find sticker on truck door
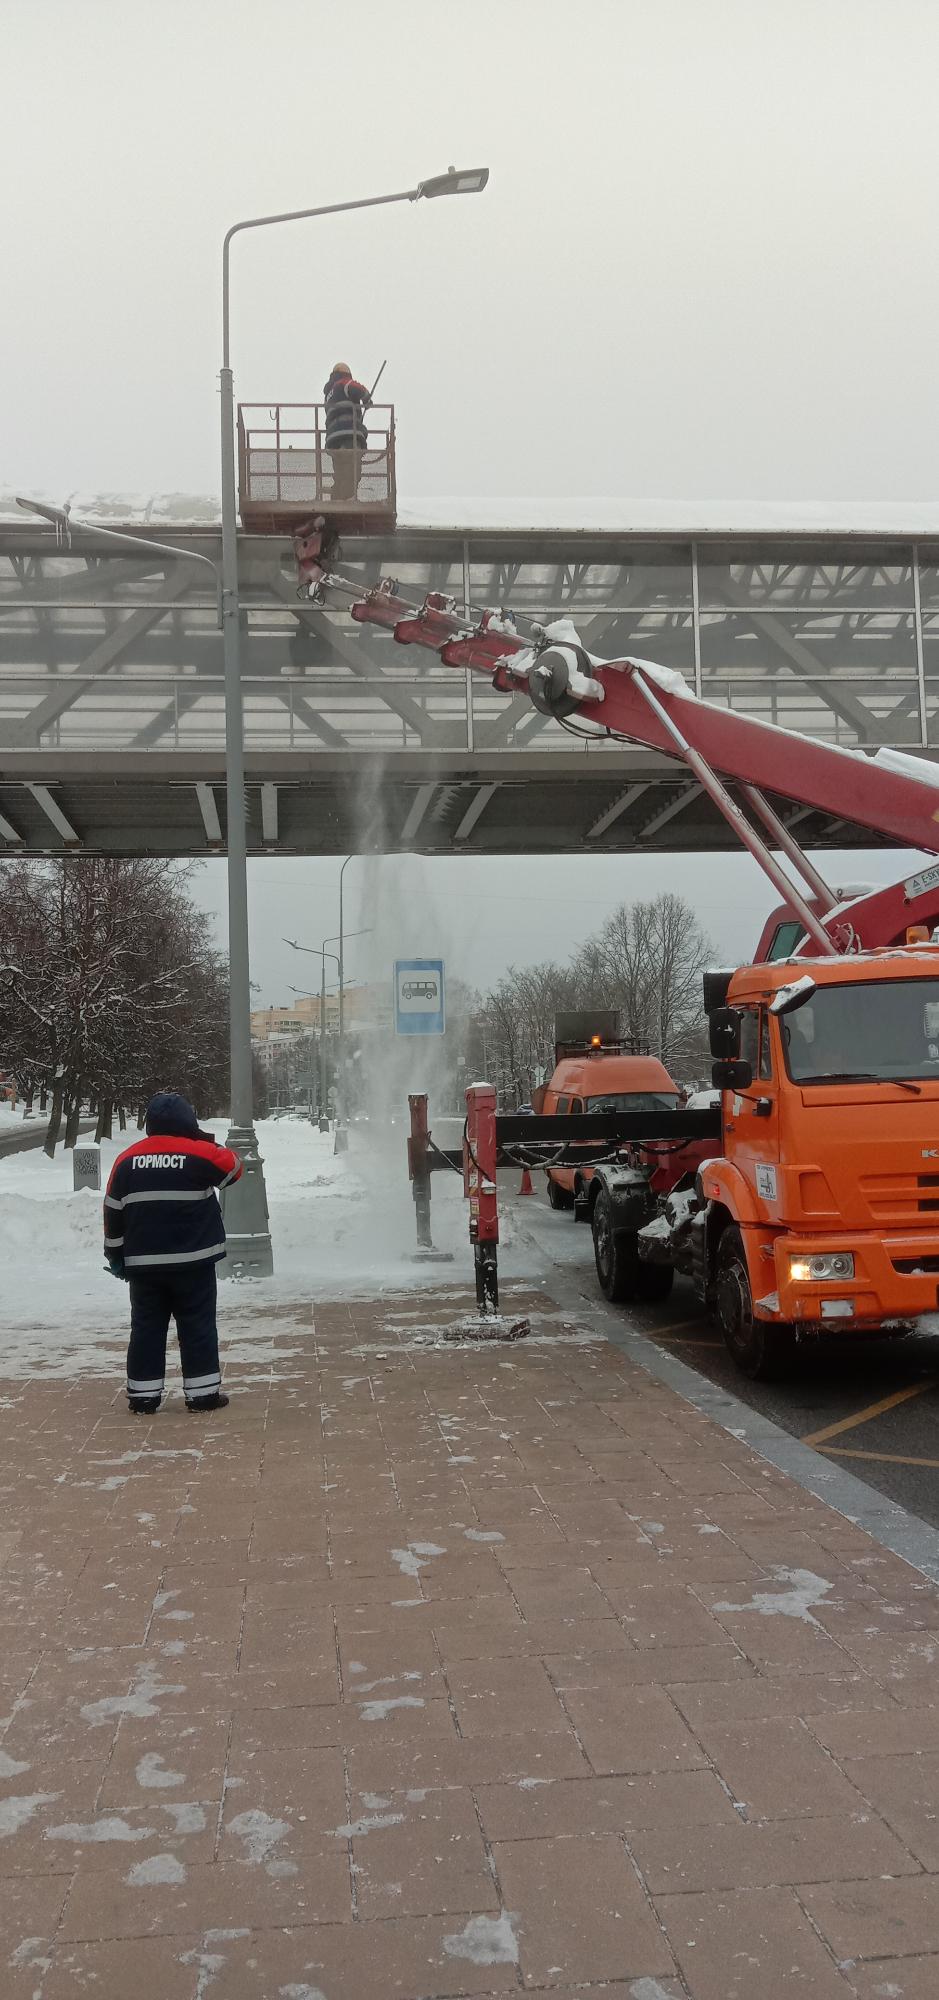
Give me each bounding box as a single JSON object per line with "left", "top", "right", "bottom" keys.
{"left": 755, "top": 1164, "right": 777, "bottom": 1200}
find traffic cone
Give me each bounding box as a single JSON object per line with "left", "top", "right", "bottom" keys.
{"left": 519, "top": 1165, "right": 534, "bottom": 1196}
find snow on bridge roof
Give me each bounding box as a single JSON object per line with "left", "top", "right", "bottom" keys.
{"left": 3, "top": 489, "right": 939, "bottom": 537}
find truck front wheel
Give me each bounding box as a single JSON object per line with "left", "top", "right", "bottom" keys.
{"left": 715, "top": 1226, "right": 792, "bottom": 1380}
{"left": 592, "top": 1189, "right": 639, "bottom": 1303}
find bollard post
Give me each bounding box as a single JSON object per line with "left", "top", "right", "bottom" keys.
{"left": 407, "top": 1093, "right": 433, "bottom": 1250}
{"left": 72, "top": 1143, "right": 102, "bottom": 1194}
{"left": 465, "top": 1082, "right": 499, "bottom": 1313}
{"left": 406, "top": 1095, "right": 454, "bottom": 1265}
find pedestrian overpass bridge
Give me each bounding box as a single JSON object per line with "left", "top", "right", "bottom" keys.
{"left": 2, "top": 498, "right": 938, "bottom": 857}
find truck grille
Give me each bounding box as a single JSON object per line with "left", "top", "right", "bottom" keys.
{"left": 857, "top": 1174, "right": 939, "bottom": 1221}
{"left": 860, "top": 1173, "right": 921, "bottom": 1222}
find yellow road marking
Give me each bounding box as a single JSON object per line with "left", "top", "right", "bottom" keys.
{"left": 645, "top": 1320, "right": 703, "bottom": 1337}
{"left": 657, "top": 1336, "right": 723, "bottom": 1349}
{"left": 803, "top": 1379, "right": 937, "bottom": 1447}
{"left": 820, "top": 1446, "right": 939, "bottom": 1469}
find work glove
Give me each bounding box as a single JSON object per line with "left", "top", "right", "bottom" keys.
{"left": 105, "top": 1256, "right": 127, "bottom": 1282}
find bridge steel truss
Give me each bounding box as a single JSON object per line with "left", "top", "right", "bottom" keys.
{"left": 1, "top": 519, "right": 938, "bottom": 857}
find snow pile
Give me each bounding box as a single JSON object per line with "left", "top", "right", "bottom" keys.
{"left": 0, "top": 1117, "right": 542, "bottom": 1371}
{"left": 0, "top": 1136, "right": 132, "bottom": 1371}
{"left": 256, "top": 1114, "right": 472, "bottom": 1291}
{"left": 0, "top": 1105, "right": 44, "bottom": 1137}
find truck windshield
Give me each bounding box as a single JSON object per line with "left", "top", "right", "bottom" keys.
{"left": 587, "top": 1092, "right": 679, "bottom": 1112}
{"left": 781, "top": 978, "right": 939, "bottom": 1084}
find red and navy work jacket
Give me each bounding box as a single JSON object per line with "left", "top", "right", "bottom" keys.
{"left": 104, "top": 1136, "right": 243, "bottom": 1273}
{"left": 323, "top": 371, "right": 370, "bottom": 451}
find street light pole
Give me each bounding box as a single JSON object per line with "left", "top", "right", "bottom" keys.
{"left": 338, "top": 857, "right": 353, "bottom": 1050}
{"left": 217, "top": 353, "right": 273, "bottom": 1274}
{"left": 337, "top": 855, "right": 355, "bottom": 1145}
{"left": 218, "top": 166, "right": 488, "bottom": 1270}
{"left": 319, "top": 945, "right": 329, "bottom": 1130}
{"left": 286, "top": 928, "right": 366, "bottom": 1132}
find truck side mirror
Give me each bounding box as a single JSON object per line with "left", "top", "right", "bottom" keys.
{"left": 709, "top": 1006, "right": 741, "bottom": 1059}
{"left": 712, "top": 1058, "right": 753, "bottom": 1091}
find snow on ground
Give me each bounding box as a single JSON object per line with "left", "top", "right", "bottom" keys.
{"left": 0, "top": 1116, "right": 542, "bottom": 1379}
{"left": 0, "top": 1104, "right": 44, "bottom": 1137}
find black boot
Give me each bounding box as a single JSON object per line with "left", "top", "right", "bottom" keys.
{"left": 128, "top": 1397, "right": 161, "bottom": 1415}
{"left": 186, "top": 1391, "right": 229, "bottom": 1412}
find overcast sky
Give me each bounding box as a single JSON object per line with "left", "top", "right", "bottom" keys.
{"left": 5, "top": 0, "right": 937, "bottom": 1003}
{"left": 6, "top": 0, "right": 939, "bottom": 505}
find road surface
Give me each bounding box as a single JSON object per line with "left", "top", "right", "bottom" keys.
{"left": 509, "top": 1179, "right": 939, "bottom": 1532}
{"left": 0, "top": 1117, "right": 96, "bottom": 1158}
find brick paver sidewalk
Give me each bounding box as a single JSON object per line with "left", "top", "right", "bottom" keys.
{"left": 3, "top": 1284, "right": 939, "bottom": 1998}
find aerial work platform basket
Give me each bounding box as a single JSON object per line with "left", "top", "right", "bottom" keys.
{"left": 237, "top": 402, "right": 397, "bottom": 534}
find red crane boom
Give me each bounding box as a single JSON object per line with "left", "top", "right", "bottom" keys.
{"left": 328, "top": 574, "right": 939, "bottom": 956}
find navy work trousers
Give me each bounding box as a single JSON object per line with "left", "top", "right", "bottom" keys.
{"left": 126, "top": 1263, "right": 222, "bottom": 1402}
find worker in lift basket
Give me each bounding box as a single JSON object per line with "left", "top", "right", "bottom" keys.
{"left": 324, "top": 361, "right": 371, "bottom": 504}
{"left": 102, "top": 1092, "right": 243, "bottom": 1415}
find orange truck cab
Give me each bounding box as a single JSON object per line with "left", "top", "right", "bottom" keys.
{"left": 589, "top": 947, "right": 939, "bottom": 1379}
{"left": 539, "top": 1014, "right": 679, "bottom": 1217}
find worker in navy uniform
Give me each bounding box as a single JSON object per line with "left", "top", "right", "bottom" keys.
{"left": 324, "top": 362, "right": 371, "bottom": 504}
{"left": 103, "top": 1092, "right": 243, "bottom": 1415}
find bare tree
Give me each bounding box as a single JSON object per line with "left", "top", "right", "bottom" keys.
{"left": 476, "top": 893, "right": 712, "bottom": 1102}
{"left": 590, "top": 893, "right": 711, "bottom": 1073}
{"left": 0, "top": 858, "right": 229, "bottom": 1151}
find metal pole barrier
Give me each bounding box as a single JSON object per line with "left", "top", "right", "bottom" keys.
{"left": 319, "top": 949, "right": 329, "bottom": 1131}
{"left": 406, "top": 1095, "right": 454, "bottom": 1263}
{"left": 335, "top": 856, "right": 351, "bottom": 1154}
{"left": 218, "top": 362, "right": 273, "bottom": 1274}
{"left": 465, "top": 1082, "right": 499, "bottom": 1313}
{"left": 408, "top": 1094, "right": 434, "bottom": 1250}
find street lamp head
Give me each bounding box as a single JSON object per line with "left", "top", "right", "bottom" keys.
{"left": 415, "top": 166, "right": 490, "bottom": 200}
{"left": 16, "top": 497, "right": 222, "bottom": 601}
{"left": 16, "top": 497, "right": 72, "bottom": 546}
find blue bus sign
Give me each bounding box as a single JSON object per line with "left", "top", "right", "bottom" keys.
{"left": 394, "top": 959, "right": 445, "bottom": 1036}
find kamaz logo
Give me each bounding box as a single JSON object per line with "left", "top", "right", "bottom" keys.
{"left": 923, "top": 1148, "right": 939, "bottom": 1159}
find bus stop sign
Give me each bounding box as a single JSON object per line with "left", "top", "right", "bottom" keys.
{"left": 394, "top": 959, "right": 445, "bottom": 1036}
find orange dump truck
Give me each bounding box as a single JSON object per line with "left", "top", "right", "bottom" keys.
{"left": 590, "top": 947, "right": 939, "bottom": 1377}
{"left": 538, "top": 1013, "right": 680, "bottom": 1216}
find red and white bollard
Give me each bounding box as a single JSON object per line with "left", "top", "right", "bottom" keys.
{"left": 406, "top": 1093, "right": 453, "bottom": 1263}
{"left": 464, "top": 1082, "right": 499, "bottom": 1313}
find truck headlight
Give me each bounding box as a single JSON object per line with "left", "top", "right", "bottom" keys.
{"left": 789, "top": 1252, "right": 855, "bottom": 1282}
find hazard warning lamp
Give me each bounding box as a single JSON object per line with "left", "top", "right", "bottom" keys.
{"left": 907, "top": 925, "right": 931, "bottom": 944}
{"left": 590, "top": 1035, "right": 602, "bottom": 1048}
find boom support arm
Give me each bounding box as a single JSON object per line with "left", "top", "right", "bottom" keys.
{"left": 329, "top": 573, "right": 939, "bottom": 947}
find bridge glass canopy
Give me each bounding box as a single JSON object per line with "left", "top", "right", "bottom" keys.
{"left": 1, "top": 521, "right": 937, "bottom": 853}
